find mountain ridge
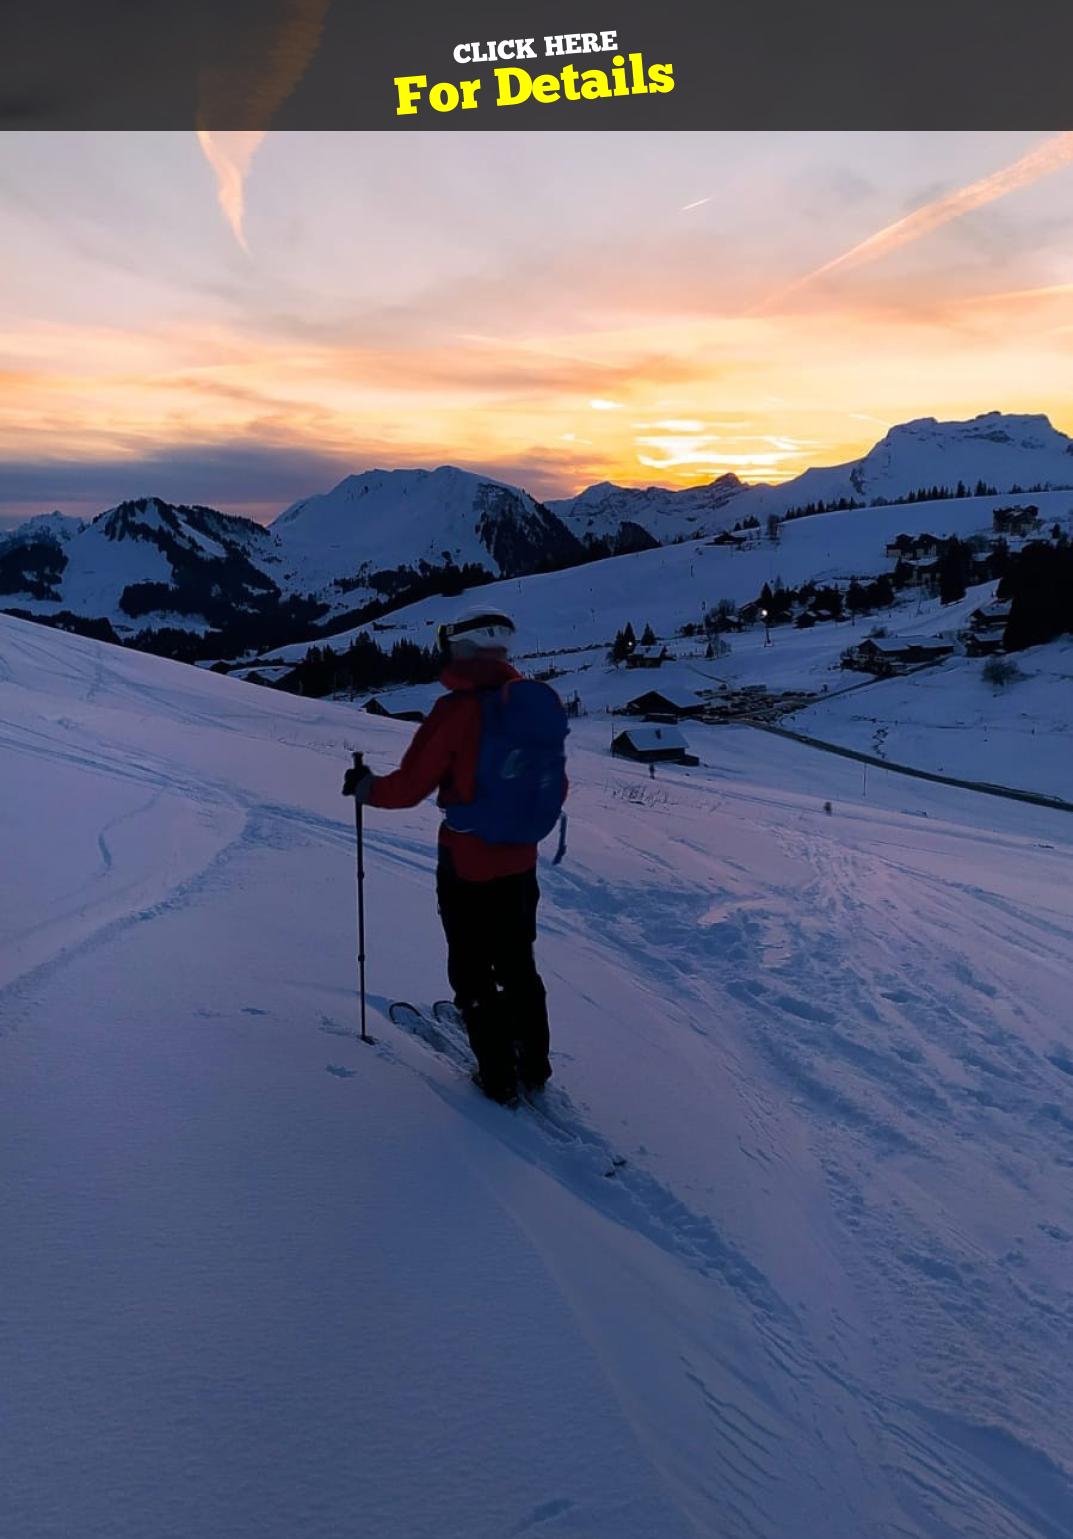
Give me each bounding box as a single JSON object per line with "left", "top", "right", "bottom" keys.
{"left": 3, "top": 412, "right": 1070, "bottom": 655}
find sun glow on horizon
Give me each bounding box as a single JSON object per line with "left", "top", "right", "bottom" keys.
{"left": 3, "top": 131, "right": 1073, "bottom": 518}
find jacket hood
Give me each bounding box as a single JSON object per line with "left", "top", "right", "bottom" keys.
{"left": 440, "top": 657, "right": 521, "bottom": 692}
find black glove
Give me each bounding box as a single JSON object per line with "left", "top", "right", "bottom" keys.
{"left": 342, "top": 765, "right": 375, "bottom": 803}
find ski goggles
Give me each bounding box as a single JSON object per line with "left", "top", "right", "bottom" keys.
{"left": 437, "top": 613, "right": 516, "bottom": 651}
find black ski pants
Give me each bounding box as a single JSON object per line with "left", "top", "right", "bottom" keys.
{"left": 436, "top": 848, "right": 550, "bottom": 1084}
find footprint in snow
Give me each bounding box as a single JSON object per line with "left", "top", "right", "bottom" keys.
{"left": 510, "top": 1497, "right": 575, "bottom": 1533}
{"left": 325, "top": 1064, "right": 357, "bottom": 1079}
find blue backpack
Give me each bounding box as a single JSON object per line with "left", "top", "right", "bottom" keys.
{"left": 444, "top": 680, "right": 569, "bottom": 844}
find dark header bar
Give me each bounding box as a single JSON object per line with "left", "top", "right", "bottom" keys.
{"left": 5, "top": 0, "right": 1073, "bottom": 129}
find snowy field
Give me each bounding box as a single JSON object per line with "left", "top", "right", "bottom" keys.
{"left": 287, "top": 575, "right": 1072, "bottom": 804}
{"left": 263, "top": 491, "right": 1073, "bottom": 665}
{"left": 4, "top": 612, "right": 1073, "bottom": 1539}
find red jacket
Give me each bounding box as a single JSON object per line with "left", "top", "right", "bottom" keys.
{"left": 369, "top": 657, "right": 562, "bottom": 882}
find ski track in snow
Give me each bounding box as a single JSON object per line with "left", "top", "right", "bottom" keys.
{"left": 4, "top": 613, "right": 1073, "bottom": 1538}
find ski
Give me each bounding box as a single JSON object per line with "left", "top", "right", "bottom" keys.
{"left": 387, "top": 1000, "right": 471, "bottom": 1071}
{"left": 389, "top": 999, "right": 627, "bottom": 1176}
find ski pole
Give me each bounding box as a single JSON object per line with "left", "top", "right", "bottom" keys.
{"left": 351, "top": 750, "right": 371, "bottom": 1043}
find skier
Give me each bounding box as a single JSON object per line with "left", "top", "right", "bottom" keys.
{"left": 342, "top": 607, "right": 567, "bottom": 1104}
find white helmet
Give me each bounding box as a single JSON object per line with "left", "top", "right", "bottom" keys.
{"left": 437, "top": 605, "right": 516, "bottom": 657}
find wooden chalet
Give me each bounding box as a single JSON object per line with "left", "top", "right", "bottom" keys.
{"left": 623, "top": 687, "right": 704, "bottom": 721}
{"left": 363, "top": 696, "right": 426, "bottom": 723}
{"left": 966, "top": 601, "right": 1011, "bottom": 633}
{"left": 625, "top": 643, "right": 669, "bottom": 669}
{"left": 885, "top": 533, "right": 949, "bottom": 561}
{"left": 843, "top": 637, "right": 954, "bottom": 676}
{"left": 992, "top": 505, "right": 1039, "bottom": 536}
{"left": 611, "top": 724, "right": 699, "bottom": 765}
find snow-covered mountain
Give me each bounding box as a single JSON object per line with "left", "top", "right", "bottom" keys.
{"left": 4, "top": 414, "right": 1071, "bottom": 654}
{"left": 269, "top": 488, "right": 1073, "bottom": 674}
{"left": 1, "top": 470, "right": 585, "bottom": 642}
{"left": 552, "top": 413, "right": 1073, "bottom": 541}
{"left": 272, "top": 465, "right": 584, "bottom": 607}
{"left": 549, "top": 473, "right": 745, "bottom": 549}
{"left": 4, "top": 609, "right": 1073, "bottom": 1538}
{"left": 0, "top": 496, "right": 287, "bottom": 634}
{"left": 0, "top": 510, "right": 86, "bottom": 548}
{"left": 752, "top": 411, "right": 1073, "bottom": 514}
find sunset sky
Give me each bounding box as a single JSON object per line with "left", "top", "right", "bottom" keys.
{"left": 1, "top": 130, "right": 1072, "bottom": 523}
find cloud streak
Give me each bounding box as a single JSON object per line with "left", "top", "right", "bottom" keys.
{"left": 196, "top": 131, "right": 266, "bottom": 251}
{"left": 193, "top": 0, "right": 334, "bottom": 249}
{"left": 759, "top": 132, "right": 1073, "bottom": 310}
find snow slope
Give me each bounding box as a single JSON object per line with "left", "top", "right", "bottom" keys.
{"left": 768, "top": 411, "right": 1073, "bottom": 511}
{"left": 268, "top": 489, "right": 1073, "bottom": 663}
{"left": 4, "top": 613, "right": 1073, "bottom": 1539}
{"left": 272, "top": 466, "right": 582, "bottom": 606}
{"left": 552, "top": 412, "right": 1073, "bottom": 540}
{"left": 549, "top": 474, "right": 746, "bottom": 547}
{"left": 5, "top": 414, "right": 1071, "bottom": 643}
{"left": 789, "top": 638, "right": 1073, "bottom": 801}
{"left": 0, "top": 511, "right": 85, "bottom": 548}
{"left": 3, "top": 497, "right": 284, "bottom": 635}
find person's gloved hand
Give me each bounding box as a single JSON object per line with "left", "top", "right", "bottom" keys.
{"left": 342, "top": 765, "right": 375, "bottom": 802}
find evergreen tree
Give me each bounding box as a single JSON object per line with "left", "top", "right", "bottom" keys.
{"left": 938, "top": 537, "right": 971, "bottom": 604}
{"left": 872, "top": 573, "right": 895, "bottom": 608}
{"left": 1001, "top": 541, "right": 1073, "bottom": 651}
{"left": 609, "top": 626, "right": 635, "bottom": 665}
{"left": 640, "top": 622, "right": 657, "bottom": 646}
{"left": 845, "top": 578, "right": 868, "bottom": 616}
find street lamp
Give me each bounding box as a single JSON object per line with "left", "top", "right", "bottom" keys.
{"left": 760, "top": 608, "right": 772, "bottom": 646}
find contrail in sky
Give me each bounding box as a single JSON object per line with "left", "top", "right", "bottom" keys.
{"left": 758, "top": 131, "right": 1073, "bottom": 309}
{"left": 196, "top": 131, "right": 266, "bottom": 251}
{"left": 195, "top": 0, "right": 332, "bottom": 249}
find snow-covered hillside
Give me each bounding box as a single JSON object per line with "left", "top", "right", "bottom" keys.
{"left": 0, "top": 510, "right": 85, "bottom": 548}
{"left": 0, "top": 472, "right": 584, "bottom": 638}
{"left": 772, "top": 411, "right": 1073, "bottom": 510}
{"left": 273, "top": 466, "right": 583, "bottom": 610}
{"left": 0, "top": 497, "right": 284, "bottom": 635}
{"left": 269, "top": 489, "right": 1073, "bottom": 663}
{"left": 4, "top": 613, "right": 1073, "bottom": 1538}
{"left": 549, "top": 473, "right": 745, "bottom": 548}
{"left": 5, "top": 413, "right": 1072, "bottom": 650}
{"left": 551, "top": 412, "right": 1073, "bottom": 543}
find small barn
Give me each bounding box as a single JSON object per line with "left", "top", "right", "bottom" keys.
{"left": 611, "top": 724, "right": 699, "bottom": 765}
{"left": 362, "top": 696, "right": 426, "bottom": 723}
{"left": 623, "top": 687, "right": 704, "bottom": 721}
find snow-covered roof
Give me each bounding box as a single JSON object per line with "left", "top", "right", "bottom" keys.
{"left": 859, "top": 638, "right": 915, "bottom": 655}
{"left": 626, "top": 687, "right": 699, "bottom": 709}
{"left": 860, "top": 637, "right": 953, "bottom": 655}
{"left": 616, "top": 724, "right": 688, "bottom": 751}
